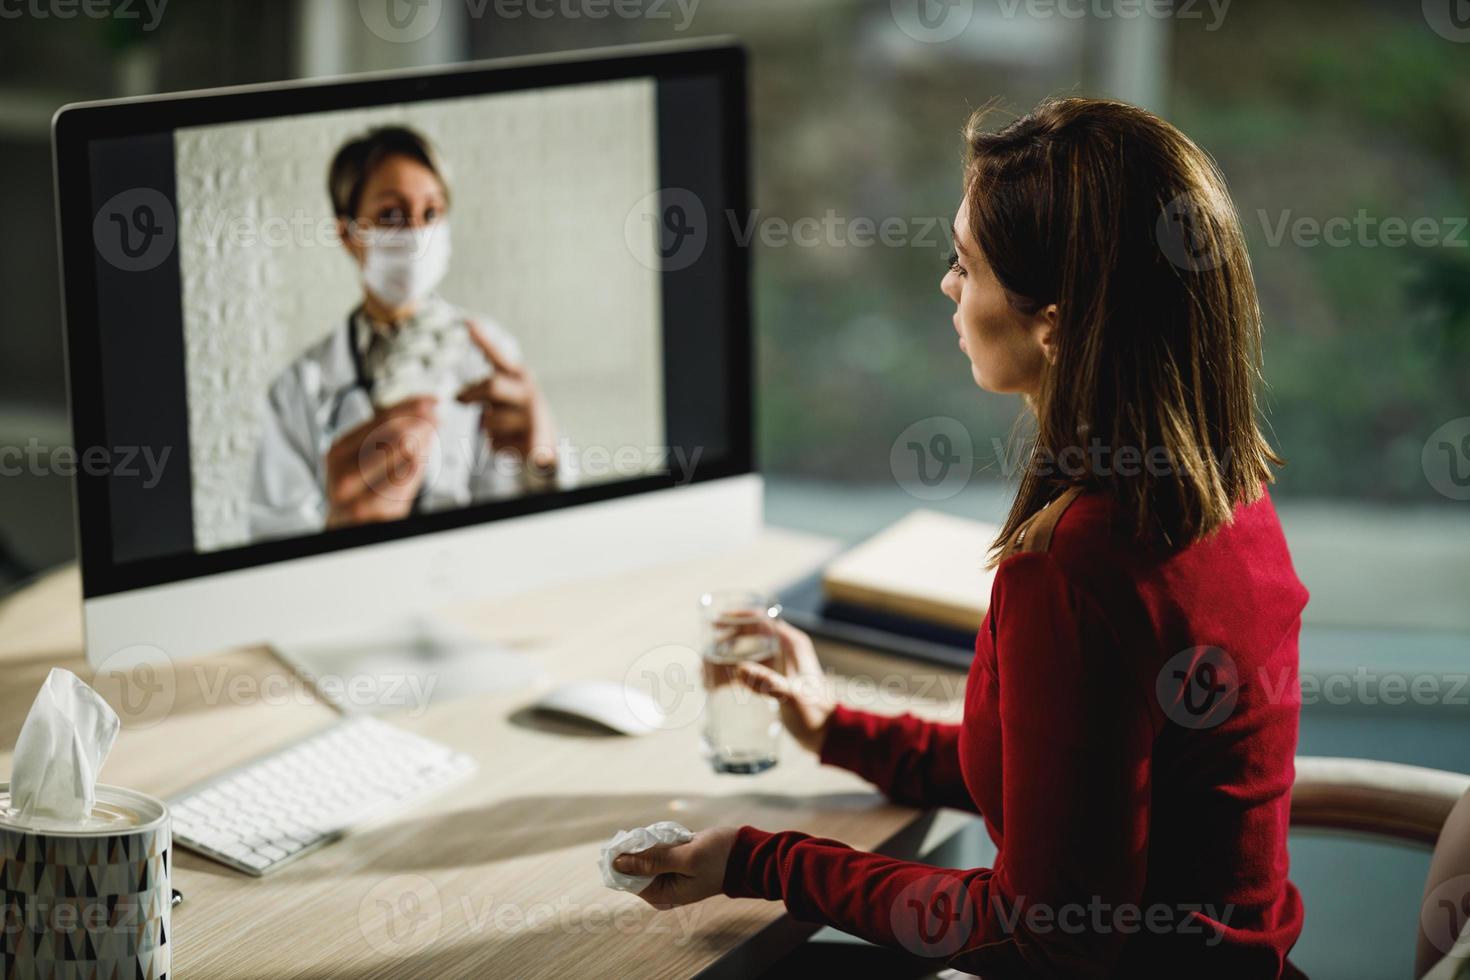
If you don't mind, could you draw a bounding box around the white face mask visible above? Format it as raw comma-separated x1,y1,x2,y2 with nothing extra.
360,221,451,310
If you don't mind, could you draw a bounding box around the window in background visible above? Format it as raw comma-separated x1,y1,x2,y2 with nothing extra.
0,0,298,579
3,1,1465,633
474,1,1470,633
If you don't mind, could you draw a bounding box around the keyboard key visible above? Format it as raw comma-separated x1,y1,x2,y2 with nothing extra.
168,716,474,876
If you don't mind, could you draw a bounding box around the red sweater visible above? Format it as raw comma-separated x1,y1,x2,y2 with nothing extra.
722,489,1309,978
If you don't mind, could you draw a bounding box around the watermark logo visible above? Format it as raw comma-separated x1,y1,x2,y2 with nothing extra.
1423,0,1470,42
890,873,976,957
90,644,177,730
359,874,444,956
359,410,445,505
727,210,949,250
1423,417,1470,501
362,0,700,38
1156,192,1224,272
890,416,975,500
622,644,706,730
360,0,443,43
890,0,974,44
624,188,707,272
0,439,171,486
1156,646,1239,730
93,188,175,273
991,0,1230,32
1422,874,1470,957
1256,209,1467,250
0,0,168,30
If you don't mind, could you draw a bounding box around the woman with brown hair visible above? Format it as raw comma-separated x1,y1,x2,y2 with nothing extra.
614,97,1309,978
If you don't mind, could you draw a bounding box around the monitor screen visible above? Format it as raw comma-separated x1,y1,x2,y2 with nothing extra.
56,44,750,599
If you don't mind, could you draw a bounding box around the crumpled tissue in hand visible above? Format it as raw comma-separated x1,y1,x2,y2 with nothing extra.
9,667,120,823
597,820,695,893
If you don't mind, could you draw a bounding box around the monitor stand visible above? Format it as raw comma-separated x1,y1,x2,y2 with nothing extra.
271,614,545,715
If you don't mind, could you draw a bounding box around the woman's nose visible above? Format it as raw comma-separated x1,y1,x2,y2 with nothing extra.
940,270,959,303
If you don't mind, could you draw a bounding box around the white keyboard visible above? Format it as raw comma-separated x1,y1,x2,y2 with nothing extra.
167,716,476,876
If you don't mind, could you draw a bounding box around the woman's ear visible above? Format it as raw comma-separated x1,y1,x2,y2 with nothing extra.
338,217,365,264
1034,303,1060,364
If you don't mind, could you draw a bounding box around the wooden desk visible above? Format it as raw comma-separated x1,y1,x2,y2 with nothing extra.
0,529,969,979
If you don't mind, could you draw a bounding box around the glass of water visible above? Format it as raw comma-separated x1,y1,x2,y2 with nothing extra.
698,590,784,774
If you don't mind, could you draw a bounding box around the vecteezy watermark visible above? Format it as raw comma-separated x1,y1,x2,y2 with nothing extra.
624,188,952,272
91,643,440,728
201,209,390,253
1024,439,1232,482
1156,646,1240,730
1421,874,1470,957
1256,209,1469,250
96,197,458,272
893,0,1230,45
208,666,441,716
0,0,167,30
1156,658,1470,716
1156,192,1225,272
1423,0,1470,43
359,874,444,957
890,0,975,44
93,188,176,273
889,876,1235,959
726,211,951,251
359,0,700,43
357,875,705,956
358,0,443,43
91,644,178,731
620,643,969,733
353,425,706,504
621,644,707,731
1422,417,1470,501
1257,666,1469,710
624,188,709,273
891,873,977,957
994,0,1229,31
0,895,156,936
0,439,172,487
888,417,1240,502
890,416,978,501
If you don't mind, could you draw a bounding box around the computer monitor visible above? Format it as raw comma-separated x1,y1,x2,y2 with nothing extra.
53,40,758,704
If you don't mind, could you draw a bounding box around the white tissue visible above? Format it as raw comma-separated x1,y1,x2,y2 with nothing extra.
9,668,120,822
597,821,695,893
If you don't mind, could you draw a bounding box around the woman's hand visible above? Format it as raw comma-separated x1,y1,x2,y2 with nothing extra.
733,621,836,755
324,396,438,528
457,322,559,481
613,826,739,910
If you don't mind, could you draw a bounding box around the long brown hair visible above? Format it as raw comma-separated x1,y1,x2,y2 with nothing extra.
965,97,1282,563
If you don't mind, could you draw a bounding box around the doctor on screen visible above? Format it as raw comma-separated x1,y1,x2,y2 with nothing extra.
249,126,564,542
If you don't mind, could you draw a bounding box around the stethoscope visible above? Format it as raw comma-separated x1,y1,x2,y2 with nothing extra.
324,309,375,434
322,308,432,513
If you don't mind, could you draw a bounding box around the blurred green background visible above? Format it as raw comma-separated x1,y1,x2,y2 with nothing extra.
2,0,1467,619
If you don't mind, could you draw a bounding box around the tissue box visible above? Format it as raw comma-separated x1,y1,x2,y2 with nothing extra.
0,782,171,978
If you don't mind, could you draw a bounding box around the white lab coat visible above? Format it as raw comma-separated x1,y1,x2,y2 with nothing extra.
248,297,559,543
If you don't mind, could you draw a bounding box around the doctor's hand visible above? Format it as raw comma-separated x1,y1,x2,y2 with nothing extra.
731,621,836,755
324,397,438,528
613,826,739,910
457,322,559,481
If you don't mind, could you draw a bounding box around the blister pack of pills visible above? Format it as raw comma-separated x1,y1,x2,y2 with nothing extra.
366,307,489,409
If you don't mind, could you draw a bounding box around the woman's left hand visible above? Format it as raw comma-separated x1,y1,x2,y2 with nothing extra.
458,321,559,478
613,826,740,910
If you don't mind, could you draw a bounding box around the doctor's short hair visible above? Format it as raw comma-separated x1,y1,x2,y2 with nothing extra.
328,126,451,220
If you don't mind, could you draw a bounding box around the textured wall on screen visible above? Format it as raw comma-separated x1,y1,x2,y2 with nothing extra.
175,79,663,552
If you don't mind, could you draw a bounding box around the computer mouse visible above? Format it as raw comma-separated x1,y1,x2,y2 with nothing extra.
531,681,663,735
